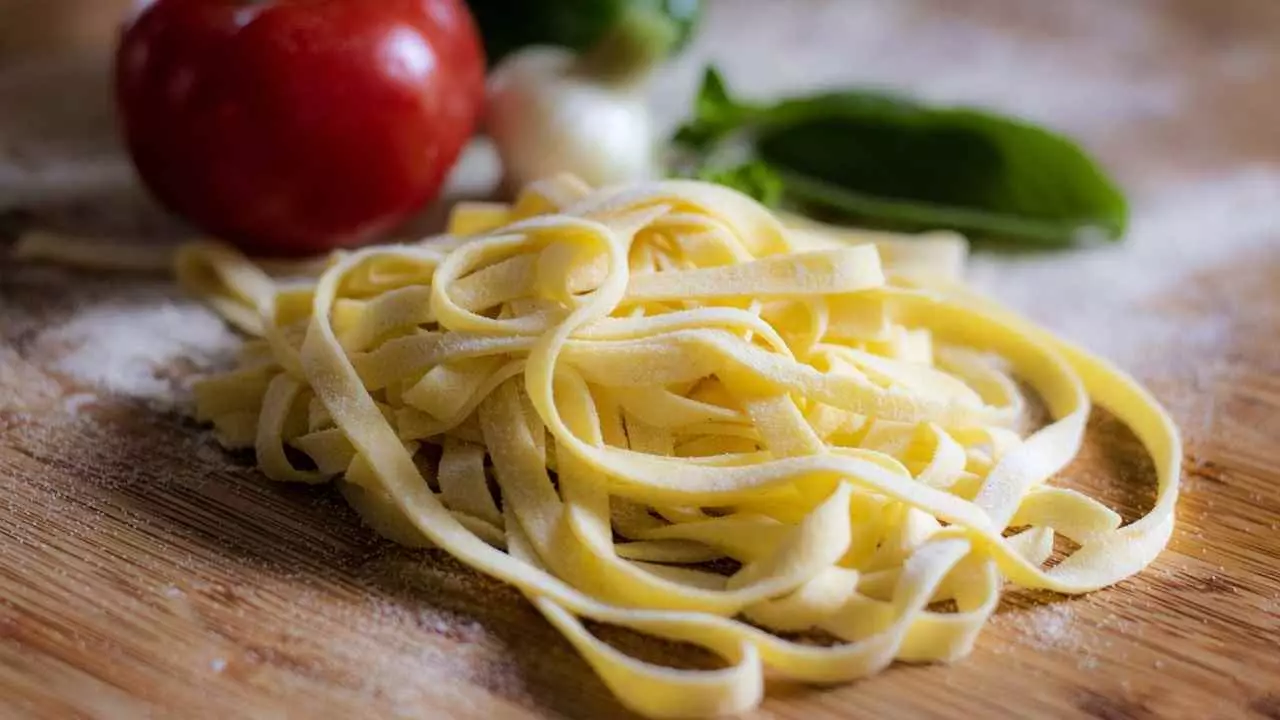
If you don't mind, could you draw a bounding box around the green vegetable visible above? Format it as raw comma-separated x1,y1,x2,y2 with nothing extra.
674,67,1128,246
694,161,784,208
468,0,703,67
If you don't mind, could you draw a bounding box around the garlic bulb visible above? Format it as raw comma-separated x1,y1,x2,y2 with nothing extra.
485,6,683,191
486,47,658,190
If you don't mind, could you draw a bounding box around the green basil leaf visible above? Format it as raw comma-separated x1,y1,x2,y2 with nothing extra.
695,161,784,207
775,169,1112,245
756,105,1127,243
673,66,1128,246
672,67,750,150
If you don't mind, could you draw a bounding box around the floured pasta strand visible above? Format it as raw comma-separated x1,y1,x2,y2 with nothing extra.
180,175,1180,718
12,230,177,272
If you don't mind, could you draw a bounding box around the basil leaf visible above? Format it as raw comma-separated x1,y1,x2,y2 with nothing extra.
673,67,1128,246
695,161,784,207
672,67,746,150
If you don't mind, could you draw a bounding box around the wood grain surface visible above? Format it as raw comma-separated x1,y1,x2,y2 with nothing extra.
2,1,1279,718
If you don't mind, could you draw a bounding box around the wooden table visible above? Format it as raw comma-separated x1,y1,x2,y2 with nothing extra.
2,1,1278,718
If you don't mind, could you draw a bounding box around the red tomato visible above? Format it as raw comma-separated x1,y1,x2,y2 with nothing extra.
116,0,485,256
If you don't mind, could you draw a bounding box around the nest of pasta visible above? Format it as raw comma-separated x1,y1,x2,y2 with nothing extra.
182,176,1179,718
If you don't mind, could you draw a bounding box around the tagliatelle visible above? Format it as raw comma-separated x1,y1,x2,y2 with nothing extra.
173,176,1180,718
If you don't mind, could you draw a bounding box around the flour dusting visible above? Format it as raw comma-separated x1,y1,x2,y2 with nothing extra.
1016,604,1079,651
33,295,239,405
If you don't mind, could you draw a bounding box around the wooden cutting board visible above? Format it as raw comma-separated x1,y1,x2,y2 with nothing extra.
2,1,1278,718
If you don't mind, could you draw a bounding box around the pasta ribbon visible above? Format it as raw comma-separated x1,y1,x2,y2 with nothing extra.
180,177,1180,718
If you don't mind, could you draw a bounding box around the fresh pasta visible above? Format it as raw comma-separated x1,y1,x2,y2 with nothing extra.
179,176,1180,718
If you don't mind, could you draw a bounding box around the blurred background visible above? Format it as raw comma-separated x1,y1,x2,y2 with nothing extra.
3,0,1280,232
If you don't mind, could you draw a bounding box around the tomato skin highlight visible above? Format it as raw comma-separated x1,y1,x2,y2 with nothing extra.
117,0,486,256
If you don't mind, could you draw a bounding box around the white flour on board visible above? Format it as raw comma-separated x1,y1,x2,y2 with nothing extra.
998,603,1081,653
32,293,239,406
